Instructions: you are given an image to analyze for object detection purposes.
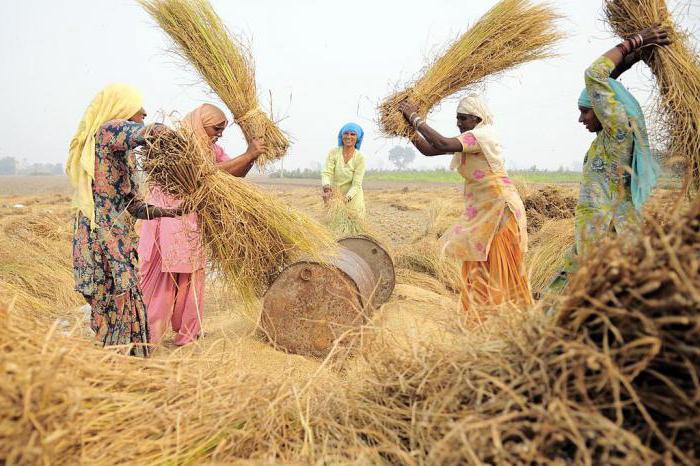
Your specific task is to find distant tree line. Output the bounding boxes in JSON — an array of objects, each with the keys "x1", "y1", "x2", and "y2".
[{"x1": 0, "y1": 157, "x2": 64, "y2": 176}]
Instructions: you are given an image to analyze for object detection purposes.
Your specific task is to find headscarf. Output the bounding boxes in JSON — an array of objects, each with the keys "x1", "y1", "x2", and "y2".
[
  {"x1": 337, "y1": 122, "x2": 364, "y2": 149},
  {"x1": 66, "y1": 83, "x2": 143, "y2": 228},
  {"x1": 451, "y1": 95, "x2": 504, "y2": 173},
  {"x1": 578, "y1": 79, "x2": 658, "y2": 210},
  {"x1": 181, "y1": 103, "x2": 228, "y2": 152}
]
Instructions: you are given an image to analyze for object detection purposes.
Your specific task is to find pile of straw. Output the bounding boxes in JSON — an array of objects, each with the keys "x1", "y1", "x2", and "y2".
[
  {"x1": 604, "y1": 0, "x2": 700, "y2": 191},
  {"x1": 324, "y1": 192, "x2": 368, "y2": 237},
  {"x1": 379, "y1": 0, "x2": 563, "y2": 136},
  {"x1": 523, "y1": 185, "x2": 577, "y2": 234},
  {"x1": 142, "y1": 128, "x2": 335, "y2": 303},
  {"x1": 554, "y1": 195, "x2": 700, "y2": 464},
  {"x1": 140, "y1": 0, "x2": 289, "y2": 166}
]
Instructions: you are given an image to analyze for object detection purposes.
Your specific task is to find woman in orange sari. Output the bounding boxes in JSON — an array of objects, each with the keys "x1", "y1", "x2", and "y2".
[{"x1": 398, "y1": 96, "x2": 532, "y2": 315}]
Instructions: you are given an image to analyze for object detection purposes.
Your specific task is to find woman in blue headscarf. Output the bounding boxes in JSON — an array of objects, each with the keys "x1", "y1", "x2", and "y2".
[
  {"x1": 545, "y1": 26, "x2": 671, "y2": 297},
  {"x1": 321, "y1": 122, "x2": 367, "y2": 228},
  {"x1": 574, "y1": 25, "x2": 670, "y2": 256}
]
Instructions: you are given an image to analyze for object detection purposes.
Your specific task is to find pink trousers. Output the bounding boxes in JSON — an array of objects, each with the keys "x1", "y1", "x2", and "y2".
[{"x1": 139, "y1": 246, "x2": 205, "y2": 346}]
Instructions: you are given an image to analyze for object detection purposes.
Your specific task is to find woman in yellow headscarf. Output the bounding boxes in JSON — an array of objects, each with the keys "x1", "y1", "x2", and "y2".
[
  {"x1": 69, "y1": 84, "x2": 183, "y2": 357},
  {"x1": 137, "y1": 103, "x2": 265, "y2": 346}
]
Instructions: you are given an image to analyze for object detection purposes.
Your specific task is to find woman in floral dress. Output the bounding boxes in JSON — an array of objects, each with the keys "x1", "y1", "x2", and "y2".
[
  {"x1": 398, "y1": 96, "x2": 531, "y2": 316},
  {"x1": 67, "y1": 84, "x2": 182, "y2": 357},
  {"x1": 575, "y1": 25, "x2": 669, "y2": 255},
  {"x1": 546, "y1": 26, "x2": 670, "y2": 295}
]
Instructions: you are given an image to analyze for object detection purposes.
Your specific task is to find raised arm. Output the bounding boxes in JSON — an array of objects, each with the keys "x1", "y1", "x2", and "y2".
[
  {"x1": 216, "y1": 139, "x2": 265, "y2": 177},
  {"x1": 98, "y1": 120, "x2": 164, "y2": 152},
  {"x1": 586, "y1": 26, "x2": 670, "y2": 135},
  {"x1": 397, "y1": 101, "x2": 462, "y2": 155}
]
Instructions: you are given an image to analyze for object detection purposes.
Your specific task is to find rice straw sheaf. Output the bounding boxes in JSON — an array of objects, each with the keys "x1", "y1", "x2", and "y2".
[
  {"x1": 141, "y1": 127, "x2": 335, "y2": 303},
  {"x1": 604, "y1": 0, "x2": 700, "y2": 192},
  {"x1": 379, "y1": 0, "x2": 563, "y2": 137},
  {"x1": 139, "y1": 0, "x2": 289, "y2": 166},
  {"x1": 324, "y1": 192, "x2": 368, "y2": 237}
]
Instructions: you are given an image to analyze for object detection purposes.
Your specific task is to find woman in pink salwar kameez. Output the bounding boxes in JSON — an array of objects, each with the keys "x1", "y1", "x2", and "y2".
[{"x1": 138, "y1": 103, "x2": 265, "y2": 345}]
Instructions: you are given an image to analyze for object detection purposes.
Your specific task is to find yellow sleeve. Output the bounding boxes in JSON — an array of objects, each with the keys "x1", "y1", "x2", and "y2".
[{"x1": 321, "y1": 149, "x2": 336, "y2": 186}]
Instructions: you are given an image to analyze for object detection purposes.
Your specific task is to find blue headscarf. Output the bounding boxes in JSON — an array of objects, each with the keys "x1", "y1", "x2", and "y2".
[
  {"x1": 578, "y1": 80, "x2": 658, "y2": 210},
  {"x1": 337, "y1": 122, "x2": 364, "y2": 149}
]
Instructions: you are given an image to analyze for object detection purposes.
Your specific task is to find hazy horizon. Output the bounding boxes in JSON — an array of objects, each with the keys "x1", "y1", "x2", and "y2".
[{"x1": 1, "y1": 0, "x2": 698, "y2": 172}]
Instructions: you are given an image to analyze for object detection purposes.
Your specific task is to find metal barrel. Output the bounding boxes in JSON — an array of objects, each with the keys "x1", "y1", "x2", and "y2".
[
  {"x1": 261, "y1": 247, "x2": 376, "y2": 357},
  {"x1": 337, "y1": 235, "x2": 395, "y2": 306}
]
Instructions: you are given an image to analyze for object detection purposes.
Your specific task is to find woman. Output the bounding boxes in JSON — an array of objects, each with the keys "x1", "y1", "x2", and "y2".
[
  {"x1": 321, "y1": 123, "x2": 367, "y2": 221},
  {"x1": 546, "y1": 26, "x2": 671, "y2": 297},
  {"x1": 398, "y1": 96, "x2": 531, "y2": 315},
  {"x1": 137, "y1": 103, "x2": 265, "y2": 346},
  {"x1": 574, "y1": 25, "x2": 669, "y2": 256},
  {"x1": 68, "y1": 84, "x2": 182, "y2": 357}
]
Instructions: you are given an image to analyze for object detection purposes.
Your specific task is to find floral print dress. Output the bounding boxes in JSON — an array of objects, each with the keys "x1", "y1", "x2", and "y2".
[
  {"x1": 72, "y1": 119, "x2": 151, "y2": 357},
  {"x1": 440, "y1": 132, "x2": 528, "y2": 262},
  {"x1": 576, "y1": 56, "x2": 638, "y2": 255}
]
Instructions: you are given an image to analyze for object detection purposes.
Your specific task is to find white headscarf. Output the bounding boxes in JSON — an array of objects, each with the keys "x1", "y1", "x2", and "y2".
[{"x1": 450, "y1": 95, "x2": 505, "y2": 173}]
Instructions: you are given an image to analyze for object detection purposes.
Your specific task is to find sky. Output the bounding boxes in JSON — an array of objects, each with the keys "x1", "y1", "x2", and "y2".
[{"x1": 0, "y1": 0, "x2": 698, "y2": 172}]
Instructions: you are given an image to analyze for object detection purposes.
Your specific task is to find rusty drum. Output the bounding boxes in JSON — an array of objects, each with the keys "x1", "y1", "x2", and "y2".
[
  {"x1": 261, "y1": 247, "x2": 376, "y2": 357},
  {"x1": 337, "y1": 235, "x2": 395, "y2": 306}
]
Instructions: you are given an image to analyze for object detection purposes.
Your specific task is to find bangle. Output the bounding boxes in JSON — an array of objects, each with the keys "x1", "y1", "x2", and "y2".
[
  {"x1": 408, "y1": 112, "x2": 417, "y2": 121},
  {"x1": 616, "y1": 40, "x2": 631, "y2": 55},
  {"x1": 413, "y1": 117, "x2": 424, "y2": 128},
  {"x1": 635, "y1": 33, "x2": 644, "y2": 47}
]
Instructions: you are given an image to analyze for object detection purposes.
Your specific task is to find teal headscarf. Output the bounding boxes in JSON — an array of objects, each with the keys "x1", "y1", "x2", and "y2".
[{"x1": 579, "y1": 80, "x2": 658, "y2": 210}]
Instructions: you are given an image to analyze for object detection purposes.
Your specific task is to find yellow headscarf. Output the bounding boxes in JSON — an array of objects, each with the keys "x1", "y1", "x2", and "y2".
[{"x1": 66, "y1": 84, "x2": 144, "y2": 227}]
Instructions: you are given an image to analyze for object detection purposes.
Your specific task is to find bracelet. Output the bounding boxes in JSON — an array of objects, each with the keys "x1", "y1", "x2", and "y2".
[
  {"x1": 413, "y1": 117, "x2": 425, "y2": 128},
  {"x1": 635, "y1": 33, "x2": 644, "y2": 47},
  {"x1": 408, "y1": 112, "x2": 418, "y2": 121},
  {"x1": 616, "y1": 40, "x2": 632, "y2": 55}
]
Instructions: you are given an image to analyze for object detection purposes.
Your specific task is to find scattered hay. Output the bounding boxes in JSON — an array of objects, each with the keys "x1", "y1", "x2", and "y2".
[
  {"x1": 394, "y1": 239, "x2": 462, "y2": 293},
  {"x1": 379, "y1": 0, "x2": 563, "y2": 136},
  {"x1": 142, "y1": 128, "x2": 336, "y2": 303},
  {"x1": 0, "y1": 212, "x2": 81, "y2": 319},
  {"x1": 605, "y1": 0, "x2": 700, "y2": 192},
  {"x1": 140, "y1": 0, "x2": 289, "y2": 166},
  {"x1": 525, "y1": 217, "x2": 575, "y2": 294},
  {"x1": 524, "y1": 185, "x2": 577, "y2": 234},
  {"x1": 395, "y1": 268, "x2": 453, "y2": 297}
]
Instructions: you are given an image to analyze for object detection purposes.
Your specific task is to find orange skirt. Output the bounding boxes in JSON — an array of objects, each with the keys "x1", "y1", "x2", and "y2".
[{"x1": 460, "y1": 215, "x2": 532, "y2": 317}]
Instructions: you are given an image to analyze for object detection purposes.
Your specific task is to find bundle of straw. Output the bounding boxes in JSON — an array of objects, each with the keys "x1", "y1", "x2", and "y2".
[
  {"x1": 379, "y1": 0, "x2": 563, "y2": 136},
  {"x1": 141, "y1": 127, "x2": 335, "y2": 303},
  {"x1": 324, "y1": 192, "x2": 368, "y2": 237},
  {"x1": 604, "y1": 0, "x2": 700, "y2": 192},
  {"x1": 140, "y1": 0, "x2": 289, "y2": 166}
]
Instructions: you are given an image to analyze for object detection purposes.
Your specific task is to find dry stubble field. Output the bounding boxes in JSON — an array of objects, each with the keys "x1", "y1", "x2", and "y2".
[{"x1": 7, "y1": 174, "x2": 696, "y2": 464}]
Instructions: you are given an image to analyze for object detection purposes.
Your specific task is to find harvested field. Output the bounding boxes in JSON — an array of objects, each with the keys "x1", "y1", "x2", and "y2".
[{"x1": 1, "y1": 176, "x2": 697, "y2": 464}]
